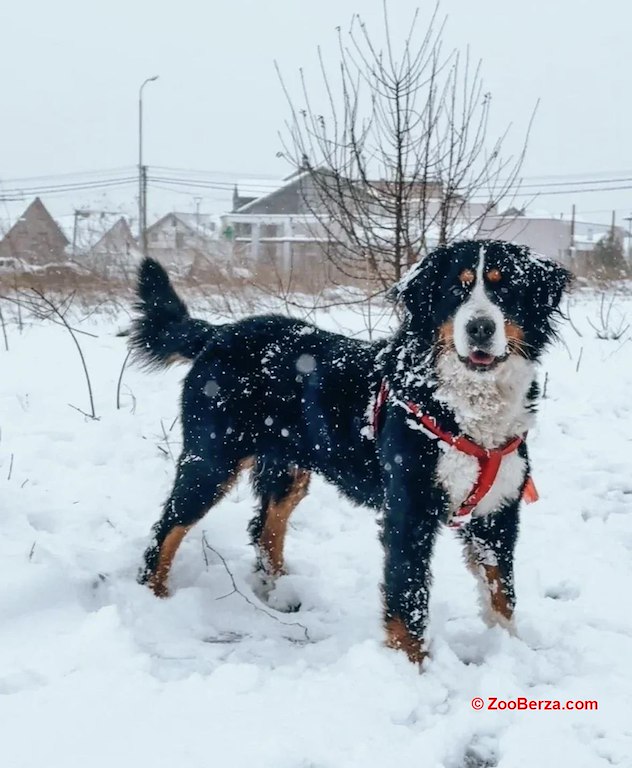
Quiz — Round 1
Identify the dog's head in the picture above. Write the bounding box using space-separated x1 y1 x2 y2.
390 240 572 370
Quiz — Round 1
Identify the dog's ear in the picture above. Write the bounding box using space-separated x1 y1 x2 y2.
524 251 573 311
386 253 441 344
386 253 438 311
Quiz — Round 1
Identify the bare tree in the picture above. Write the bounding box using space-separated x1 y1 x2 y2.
277 1 536 289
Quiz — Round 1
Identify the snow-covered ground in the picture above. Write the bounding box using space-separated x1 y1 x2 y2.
1 290 631 768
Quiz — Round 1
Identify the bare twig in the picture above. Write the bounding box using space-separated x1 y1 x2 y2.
28 289 97 419
565 300 583 338
116 349 131 410
160 418 176 463
0 305 8 351
276 1 534 292
587 293 629 340
201 532 311 642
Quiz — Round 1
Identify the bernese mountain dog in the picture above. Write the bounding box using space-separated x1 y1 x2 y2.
130 240 571 666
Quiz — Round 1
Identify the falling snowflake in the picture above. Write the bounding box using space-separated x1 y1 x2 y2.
296 354 317 374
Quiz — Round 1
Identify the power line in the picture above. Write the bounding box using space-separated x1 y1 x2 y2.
0 177 138 199
501 183 632 198
0 166 136 184
4 165 632 207
152 165 284 181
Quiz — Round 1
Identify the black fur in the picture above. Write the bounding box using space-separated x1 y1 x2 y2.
131 242 570 661
130 258 217 367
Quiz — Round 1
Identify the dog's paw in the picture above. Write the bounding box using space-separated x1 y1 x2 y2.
251 570 301 613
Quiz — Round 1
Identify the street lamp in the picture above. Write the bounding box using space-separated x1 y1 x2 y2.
138 75 159 256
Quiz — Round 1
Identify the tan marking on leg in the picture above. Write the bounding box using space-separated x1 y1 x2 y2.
481 564 513 621
148 456 254 597
260 469 310 576
385 617 427 665
464 546 514 628
148 524 191 598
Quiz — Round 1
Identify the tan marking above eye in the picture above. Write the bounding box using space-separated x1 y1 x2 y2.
486 268 502 283
459 268 475 285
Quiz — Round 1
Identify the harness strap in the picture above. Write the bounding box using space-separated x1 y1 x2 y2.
373 380 536 528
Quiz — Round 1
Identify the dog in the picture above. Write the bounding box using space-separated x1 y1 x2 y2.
130 240 570 665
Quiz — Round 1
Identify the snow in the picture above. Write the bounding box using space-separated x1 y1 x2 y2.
1 291 631 767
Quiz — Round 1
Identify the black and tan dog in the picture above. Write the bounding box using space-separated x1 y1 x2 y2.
131 240 570 665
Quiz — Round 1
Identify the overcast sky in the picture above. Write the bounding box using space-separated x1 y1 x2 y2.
1 0 631 227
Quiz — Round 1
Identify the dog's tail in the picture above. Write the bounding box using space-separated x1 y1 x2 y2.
129 257 216 368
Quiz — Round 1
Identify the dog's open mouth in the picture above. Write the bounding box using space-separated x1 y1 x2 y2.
460 350 507 371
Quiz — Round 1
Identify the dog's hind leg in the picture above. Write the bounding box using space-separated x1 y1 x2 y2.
459 502 519 630
248 462 311 579
139 453 252 597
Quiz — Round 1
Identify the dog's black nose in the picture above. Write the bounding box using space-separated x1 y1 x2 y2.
466 316 496 344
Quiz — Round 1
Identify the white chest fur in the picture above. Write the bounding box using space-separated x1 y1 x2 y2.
432 352 535 518
436 447 527 517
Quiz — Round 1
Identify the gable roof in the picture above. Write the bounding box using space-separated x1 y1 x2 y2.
0 197 69 263
145 212 215 242
233 170 312 215
171 212 216 236
232 185 257 212
72 210 126 253
146 212 194 236
89 218 141 257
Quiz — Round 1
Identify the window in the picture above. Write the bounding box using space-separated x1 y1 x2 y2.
261 223 279 238
234 222 252 238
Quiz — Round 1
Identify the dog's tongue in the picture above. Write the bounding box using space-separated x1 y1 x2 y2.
469 350 495 366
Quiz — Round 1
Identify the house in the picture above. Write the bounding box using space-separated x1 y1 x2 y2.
85 218 142 278
0 197 69 267
70 209 126 258
223 171 494 275
478 209 626 269
222 171 333 272
145 212 218 273
232 185 257 212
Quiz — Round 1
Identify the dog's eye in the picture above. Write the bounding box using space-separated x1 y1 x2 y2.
499 286 509 295
450 285 464 297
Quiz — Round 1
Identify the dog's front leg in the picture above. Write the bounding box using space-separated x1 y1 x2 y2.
459 501 519 631
381 488 442 667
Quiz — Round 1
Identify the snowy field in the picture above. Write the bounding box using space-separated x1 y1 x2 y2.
1 289 631 768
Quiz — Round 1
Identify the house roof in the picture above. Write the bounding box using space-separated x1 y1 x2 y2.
171 212 217 235
232 170 313 215
89 218 141 256
231 170 449 217
72 210 126 252
145 212 216 242
0 197 69 262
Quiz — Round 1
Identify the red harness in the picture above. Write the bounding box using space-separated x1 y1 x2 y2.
373 380 538 528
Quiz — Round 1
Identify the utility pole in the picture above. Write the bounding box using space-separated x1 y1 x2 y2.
569 203 575 262
141 165 149 255
72 208 91 259
138 75 159 256
624 215 632 261
72 210 80 258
